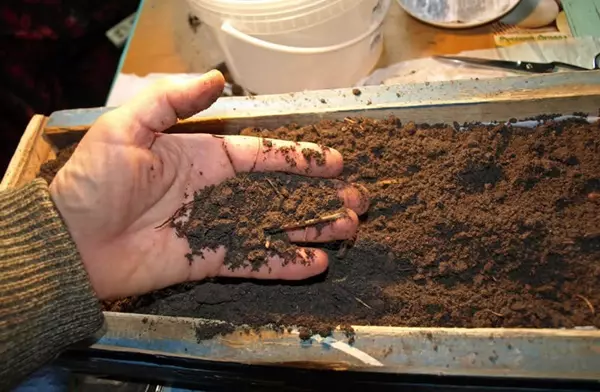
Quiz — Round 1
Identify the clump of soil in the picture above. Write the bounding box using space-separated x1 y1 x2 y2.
38 143 78 184
169 172 344 271
298 327 312 341
195 321 235 342
39 117 600 333
297 322 334 340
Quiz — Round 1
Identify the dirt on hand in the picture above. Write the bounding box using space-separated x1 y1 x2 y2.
168 171 345 271
39 116 600 333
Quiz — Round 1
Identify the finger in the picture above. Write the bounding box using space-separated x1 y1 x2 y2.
217 248 328 280
94 70 225 146
335 181 370 215
283 182 370 243
286 209 359 243
218 136 343 178
125 70 225 128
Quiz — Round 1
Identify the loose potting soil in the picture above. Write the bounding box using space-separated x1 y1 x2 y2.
39 117 600 335
171 171 345 271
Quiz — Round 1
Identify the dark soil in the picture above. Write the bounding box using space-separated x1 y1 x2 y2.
40 117 600 334
194 321 235 342
39 143 78 184
169 171 344 271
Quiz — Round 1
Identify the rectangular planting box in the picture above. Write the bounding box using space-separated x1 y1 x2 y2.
3 72 600 383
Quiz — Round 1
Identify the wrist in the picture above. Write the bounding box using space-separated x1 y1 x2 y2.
0 179 104 388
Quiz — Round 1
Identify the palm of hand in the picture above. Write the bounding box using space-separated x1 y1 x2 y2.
50 72 365 300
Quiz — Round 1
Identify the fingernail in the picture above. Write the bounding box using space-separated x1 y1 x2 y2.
205 69 224 79
335 181 370 215
352 182 370 215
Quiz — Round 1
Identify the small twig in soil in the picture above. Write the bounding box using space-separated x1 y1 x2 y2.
312 124 322 136
575 294 595 315
155 201 194 230
481 309 504 317
376 178 409 186
337 234 357 259
265 178 285 198
588 192 600 202
336 240 351 259
343 117 356 124
264 211 347 234
335 286 372 310
583 231 600 239
354 297 372 310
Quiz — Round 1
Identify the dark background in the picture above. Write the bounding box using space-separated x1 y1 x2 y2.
0 0 139 175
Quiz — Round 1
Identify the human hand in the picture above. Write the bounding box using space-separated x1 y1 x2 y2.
49 71 368 300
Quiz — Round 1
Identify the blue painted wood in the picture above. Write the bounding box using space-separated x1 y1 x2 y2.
47 71 600 130
97 313 600 380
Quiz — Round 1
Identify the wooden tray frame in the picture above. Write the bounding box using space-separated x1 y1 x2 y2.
3 72 600 380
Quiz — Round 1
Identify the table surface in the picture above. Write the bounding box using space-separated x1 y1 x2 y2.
121 0 497 76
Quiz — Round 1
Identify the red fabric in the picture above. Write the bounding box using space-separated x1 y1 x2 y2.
0 0 138 174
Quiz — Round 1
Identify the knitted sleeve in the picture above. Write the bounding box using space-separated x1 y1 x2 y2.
0 179 104 391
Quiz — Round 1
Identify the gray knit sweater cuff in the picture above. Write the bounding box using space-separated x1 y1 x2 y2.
0 179 104 390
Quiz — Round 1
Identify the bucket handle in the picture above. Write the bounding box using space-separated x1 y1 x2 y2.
220 0 390 55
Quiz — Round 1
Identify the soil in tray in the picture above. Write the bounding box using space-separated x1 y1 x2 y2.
170 171 346 272
39 117 600 333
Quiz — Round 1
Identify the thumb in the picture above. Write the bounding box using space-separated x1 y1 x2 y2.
90 70 225 146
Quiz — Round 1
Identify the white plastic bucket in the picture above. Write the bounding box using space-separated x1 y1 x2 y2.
186 0 390 94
